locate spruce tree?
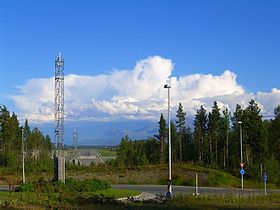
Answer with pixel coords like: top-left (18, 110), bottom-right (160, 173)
top-left (175, 103), bottom-right (186, 164)
top-left (208, 101), bottom-right (221, 165)
top-left (158, 113), bottom-right (167, 164)
top-left (270, 105), bottom-right (280, 164)
top-left (221, 108), bottom-right (231, 170)
top-left (194, 105), bottom-right (208, 164)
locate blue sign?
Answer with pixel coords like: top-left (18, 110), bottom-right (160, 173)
top-left (264, 175), bottom-right (268, 182)
top-left (240, 168), bottom-right (245, 175)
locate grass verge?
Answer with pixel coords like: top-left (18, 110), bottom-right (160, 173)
top-left (0, 188), bottom-right (141, 209)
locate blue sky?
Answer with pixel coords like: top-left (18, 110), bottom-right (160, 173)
top-left (0, 0), bottom-right (279, 144)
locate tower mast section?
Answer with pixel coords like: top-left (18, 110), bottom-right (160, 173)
top-left (54, 53), bottom-right (65, 182)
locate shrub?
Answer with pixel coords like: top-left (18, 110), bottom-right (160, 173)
top-left (16, 178), bottom-right (111, 193)
top-left (15, 182), bottom-right (35, 192)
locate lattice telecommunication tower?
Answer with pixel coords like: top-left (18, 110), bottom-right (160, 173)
top-left (54, 53), bottom-right (65, 182)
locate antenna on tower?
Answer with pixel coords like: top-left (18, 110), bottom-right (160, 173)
top-left (54, 53), bottom-right (65, 183)
top-left (73, 128), bottom-right (78, 150)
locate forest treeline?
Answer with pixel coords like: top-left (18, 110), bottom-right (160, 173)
top-left (114, 100), bottom-right (280, 185)
top-left (0, 105), bottom-right (52, 171)
top-left (1, 101), bottom-right (280, 185)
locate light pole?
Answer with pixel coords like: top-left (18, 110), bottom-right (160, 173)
top-left (21, 128), bottom-right (26, 183)
top-left (164, 84), bottom-right (172, 198)
top-left (238, 121), bottom-right (243, 189)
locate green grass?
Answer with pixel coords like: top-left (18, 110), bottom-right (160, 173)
top-left (166, 194), bottom-right (280, 209)
top-left (0, 188), bottom-right (140, 209)
top-left (84, 188), bottom-right (140, 198)
top-left (98, 148), bottom-right (117, 157)
top-left (0, 189), bottom-right (280, 209)
top-left (1, 162), bottom-right (279, 190)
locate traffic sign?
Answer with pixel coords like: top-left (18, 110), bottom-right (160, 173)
top-left (240, 162), bottom-right (245, 168)
top-left (240, 168), bottom-right (245, 175)
top-left (264, 175), bottom-right (268, 182)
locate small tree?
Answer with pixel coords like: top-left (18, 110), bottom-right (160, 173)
top-left (176, 103), bottom-right (186, 164)
top-left (158, 113), bottom-right (167, 164)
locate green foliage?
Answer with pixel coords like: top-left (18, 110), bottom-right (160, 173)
top-left (167, 194), bottom-right (280, 209)
top-left (171, 173), bottom-right (185, 185)
top-left (176, 103), bottom-right (186, 163)
top-left (110, 101), bottom-right (280, 186)
top-left (25, 158), bottom-right (53, 173)
top-left (0, 151), bottom-right (18, 167)
top-left (16, 178), bottom-right (111, 194)
top-left (207, 101), bottom-right (222, 166)
top-left (16, 182), bottom-right (35, 192)
top-left (0, 105), bottom-right (52, 170)
top-left (98, 148), bottom-right (117, 157)
top-left (205, 170), bottom-right (240, 187)
top-left (265, 155), bottom-right (280, 185)
top-left (194, 105), bottom-right (208, 163)
top-left (116, 135), bottom-right (157, 166)
top-left (158, 113), bottom-right (167, 164)
top-left (65, 178), bottom-right (111, 193)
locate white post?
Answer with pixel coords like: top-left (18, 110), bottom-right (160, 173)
top-left (264, 166), bottom-right (267, 196)
top-left (195, 173), bottom-right (198, 195)
top-left (21, 128), bottom-right (25, 183)
top-left (264, 177), bottom-right (267, 196)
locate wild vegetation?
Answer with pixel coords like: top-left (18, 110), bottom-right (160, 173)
top-left (0, 179), bottom-right (139, 209)
top-left (0, 101), bottom-right (280, 188)
top-left (0, 105), bottom-right (52, 171)
top-left (111, 100), bottom-right (280, 186)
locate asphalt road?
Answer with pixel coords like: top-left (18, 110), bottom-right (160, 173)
top-left (112, 184), bottom-right (280, 196)
top-left (1, 184), bottom-right (279, 196)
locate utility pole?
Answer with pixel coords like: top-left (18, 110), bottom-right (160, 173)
top-left (54, 53), bottom-right (65, 182)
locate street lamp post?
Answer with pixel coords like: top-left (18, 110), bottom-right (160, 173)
top-left (164, 84), bottom-right (172, 198)
top-left (21, 128), bottom-right (26, 183)
top-left (238, 121), bottom-right (243, 189)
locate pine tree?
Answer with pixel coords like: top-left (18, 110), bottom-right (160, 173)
top-left (221, 108), bottom-right (231, 170)
top-left (116, 135), bottom-right (130, 166)
top-left (183, 126), bottom-right (194, 161)
top-left (158, 113), bottom-right (167, 164)
top-left (245, 100), bottom-right (266, 165)
top-left (194, 106), bottom-right (208, 163)
top-left (270, 105), bottom-right (280, 165)
top-left (208, 101), bottom-right (221, 165)
top-left (171, 122), bottom-right (179, 163)
top-left (175, 103), bottom-right (186, 164)
top-left (0, 105), bottom-right (10, 154)
top-left (230, 104), bottom-right (244, 171)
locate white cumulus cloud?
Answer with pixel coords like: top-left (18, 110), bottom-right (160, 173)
top-left (10, 56), bottom-right (280, 123)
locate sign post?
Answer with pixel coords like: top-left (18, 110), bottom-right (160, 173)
top-left (240, 162), bottom-right (245, 189)
top-left (264, 174), bottom-right (267, 196)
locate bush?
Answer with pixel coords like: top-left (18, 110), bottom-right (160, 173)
top-left (15, 182), bottom-right (35, 192)
top-left (16, 178), bottom-right (111, 193)
top-left (65, 178), bottom-right (111, 193)
top-left (25, 159), bottom-right (53, 173)
top-left (0, 152), bottom-right (19, 167)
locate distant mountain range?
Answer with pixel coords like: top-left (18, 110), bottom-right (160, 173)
top-left (35, 120), bottom-right (157, 146)
top-left (35, 118), bottom-right (194, 146)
